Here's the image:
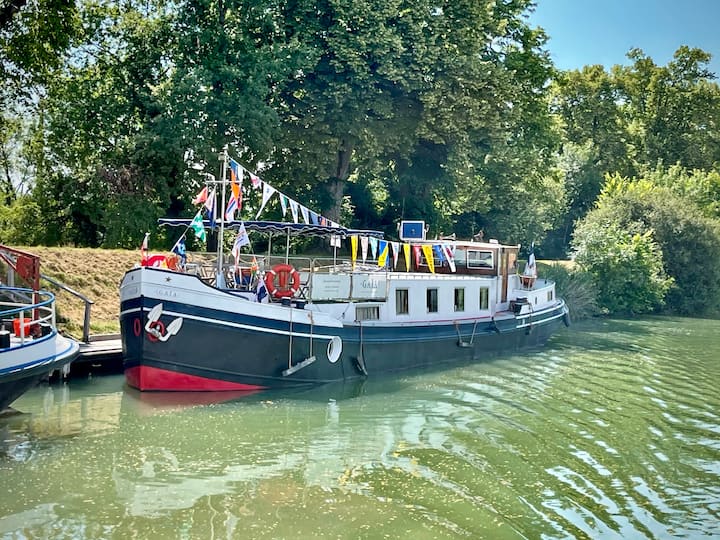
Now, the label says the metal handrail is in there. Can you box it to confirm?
[40,274,94,343]
[0,286,56,344]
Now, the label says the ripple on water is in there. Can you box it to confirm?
[0,317,719,539]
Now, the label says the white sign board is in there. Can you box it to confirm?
[309,273,351,300]
[351,273,388,300]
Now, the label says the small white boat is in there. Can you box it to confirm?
[0,286,80,411]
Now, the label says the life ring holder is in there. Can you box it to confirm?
[264,263,301,299]
[327,336,342,363]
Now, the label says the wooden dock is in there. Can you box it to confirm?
[73,334,124,375]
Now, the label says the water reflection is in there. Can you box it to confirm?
[0,317,719,539]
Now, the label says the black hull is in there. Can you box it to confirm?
[121,294,568,391]
[0,355,76,411]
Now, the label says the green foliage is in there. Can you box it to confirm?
[545,47,720,257]
[572,218,672,315]
[540,262,599,321]
[574,171,720,316]
[0,195,45,244]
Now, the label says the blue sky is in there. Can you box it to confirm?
[527,0,720,76]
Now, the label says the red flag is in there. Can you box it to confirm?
[192,186,208,205]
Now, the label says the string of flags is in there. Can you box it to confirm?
[190,156,342,231]
[348,235,457,274]
[148,152,458,274]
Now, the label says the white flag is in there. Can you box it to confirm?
[443,244,456,273]
[289,199,299,223]
[232,223,250,262]
[255,182,276,219]
[391,241,400,269]
[360,236,369,264]
[368,237,378,260]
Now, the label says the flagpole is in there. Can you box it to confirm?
[216,146,228,282]
[169,232,186,254]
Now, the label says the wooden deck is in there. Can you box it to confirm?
[73,334,123,375]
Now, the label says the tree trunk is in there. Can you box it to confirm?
[328,138,353,222]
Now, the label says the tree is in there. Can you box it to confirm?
[616,46,720,171]
[32,0,182,246]
[573,172,720,316]
[268,0,559,239]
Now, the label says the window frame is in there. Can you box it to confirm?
[426,288,439,313]
[479,287,489,310]
[395,288,409,315]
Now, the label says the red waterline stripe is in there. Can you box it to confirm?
[125,365,266,392]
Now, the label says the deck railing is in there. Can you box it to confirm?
[0,287,56,345]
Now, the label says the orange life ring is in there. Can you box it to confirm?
[264,263,301,299]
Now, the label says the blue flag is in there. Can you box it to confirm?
[172,237,187,266]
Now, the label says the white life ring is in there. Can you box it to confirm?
[327,336,342,363]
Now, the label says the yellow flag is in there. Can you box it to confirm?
[350,235,358,268]
[403,243,411,271]
[421,245,435,273]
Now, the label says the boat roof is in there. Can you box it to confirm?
[158,219,385,239]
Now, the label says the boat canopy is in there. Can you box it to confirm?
[158,219,384,239]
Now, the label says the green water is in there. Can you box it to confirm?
[0,317,718,539]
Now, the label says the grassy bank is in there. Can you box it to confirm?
[4,246,140,336]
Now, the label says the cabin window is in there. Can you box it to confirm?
[454,288,465,312]
[467,250,494,269]
[547,290,553,301]
[479,287,489,310]
[356,305,380,321]
[427,288,438,313]
[396,289,409,315]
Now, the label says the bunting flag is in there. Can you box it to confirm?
[229,158,243,183]
[391,241,400,269]
[368,237,378,260]
[422,245,435,273]
[289,199,299,223]
[360,236,369,264]
[377,240,389,267]
[223,154,341,231]
[205,188,217,229]
[412,245,422,269]
[403,243,411,271]
[255,182,276,219]
[225,194,238,222]
[350,235,358,268]
[192,186,208,205]
[190,210,206,242]
[225,167,243,221]
[443,244,456,272]
[433,245,445,266]
[249,172,261,188]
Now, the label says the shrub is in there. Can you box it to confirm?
[540,262,599,321]
[572,219,673,314]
